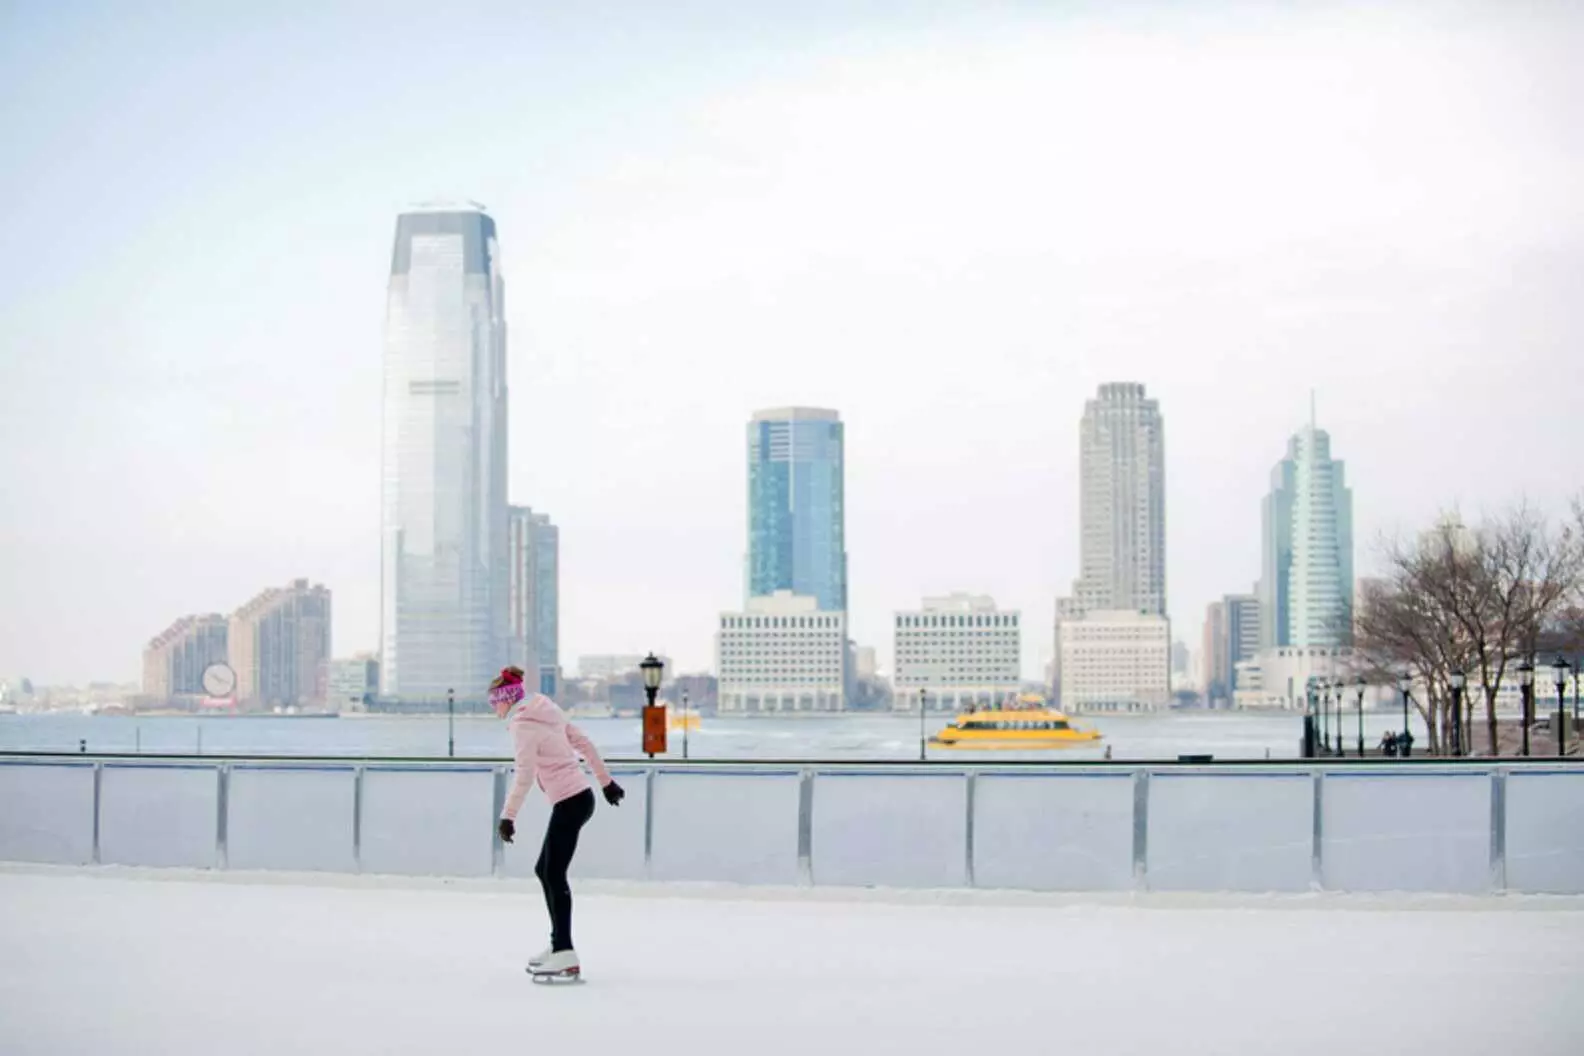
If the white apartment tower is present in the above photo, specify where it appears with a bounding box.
[1054,383,1170,707]
[1069,382,1167,617]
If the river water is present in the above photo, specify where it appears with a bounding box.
[0,709,1432,762]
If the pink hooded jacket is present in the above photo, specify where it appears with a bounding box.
[500,692,613,821]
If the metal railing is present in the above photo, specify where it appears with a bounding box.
[2,753,1582,894]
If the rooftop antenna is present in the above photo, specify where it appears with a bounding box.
[1310,388,1317,431]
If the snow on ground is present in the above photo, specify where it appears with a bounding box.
[2,870,1582,1056]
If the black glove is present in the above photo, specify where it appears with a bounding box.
[603,781,625,807]
[498,818,515,844]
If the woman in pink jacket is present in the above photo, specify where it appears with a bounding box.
[489,666,624,979]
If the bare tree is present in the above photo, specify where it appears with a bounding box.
[1356,506,1584,756]
[1355,565,1463,755]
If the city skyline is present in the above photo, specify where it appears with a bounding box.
[4,4,1582,686]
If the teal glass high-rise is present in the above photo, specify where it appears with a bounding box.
[747,408,847,612]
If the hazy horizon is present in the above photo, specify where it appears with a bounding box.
[3,1,1582,686]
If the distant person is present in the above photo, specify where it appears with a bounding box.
[490,666,624,982]
[1380,732,1398,758]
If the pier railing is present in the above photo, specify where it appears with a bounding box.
[2,753,1581,894]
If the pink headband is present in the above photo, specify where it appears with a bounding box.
[491,682,525,711]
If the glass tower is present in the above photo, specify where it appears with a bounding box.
[379,203,509,703]
[1259,423,1354,649]
[747,408,847,612]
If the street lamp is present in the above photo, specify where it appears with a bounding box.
[1319,679,1331,755]
[1333,678,1346,756]
[447,687,455,758]
[918,686,927,761]
[1355,676,1367,758]
[1553,657,1571,757]
[1397,671,1414,758]
[681,687,691,761]
[1449,669,1466,758]
[1303,678,1317,759]
[1518,659,1534,758]
[640,654,665,759]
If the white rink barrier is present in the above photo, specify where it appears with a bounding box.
[2,757,1582,894]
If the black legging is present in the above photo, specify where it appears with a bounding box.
[536,788,595,952]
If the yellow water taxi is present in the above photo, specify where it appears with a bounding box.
[929,704,1100,750]
[668,708,702,732]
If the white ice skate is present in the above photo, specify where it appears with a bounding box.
[528,949,582,984]
[527,944,553,969]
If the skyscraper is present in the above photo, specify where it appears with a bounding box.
[1068,383,1167,616]
[746,408,847,612]
[506,506,541,682]
[1054,383,1168,709]
[379,203,509,703]
[507,506,560,696]
[1259,420,1354,649]
[534,515,560,696]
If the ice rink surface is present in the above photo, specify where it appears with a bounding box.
[2,869,1582,1055]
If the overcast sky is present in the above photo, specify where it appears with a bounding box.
[2,1,1582,686]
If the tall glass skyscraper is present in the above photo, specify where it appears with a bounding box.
[1259,422,1354,649]
[747,408,847,612]
[379,204,509,703]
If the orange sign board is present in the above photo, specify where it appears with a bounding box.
[642,704,668,756]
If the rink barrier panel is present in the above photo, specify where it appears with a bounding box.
[2,755,1583,894]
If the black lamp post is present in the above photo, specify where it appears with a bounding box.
[1333,678,1346,756]
[918,686,927,761]
[681,687,691,761]
[1320,679,1331,755]
[1397,671,1414,757]
[1449,669,1465,758]
[1553,657,1571,757]
[1518,659,1533,758]
[1355,676,1367,758]
[447,687,455,758]
[640,654,665,759]
[1303,678,1317,759]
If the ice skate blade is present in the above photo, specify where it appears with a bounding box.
[527,968,583,985]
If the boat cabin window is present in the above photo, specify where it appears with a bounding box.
[957,718,1073,731]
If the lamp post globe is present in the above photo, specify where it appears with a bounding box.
[640,654,664,703]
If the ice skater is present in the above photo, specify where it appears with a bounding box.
[490,666,625,981]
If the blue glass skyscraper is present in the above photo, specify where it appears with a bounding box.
[1259,421,1354,649]
[747,408,847,612]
